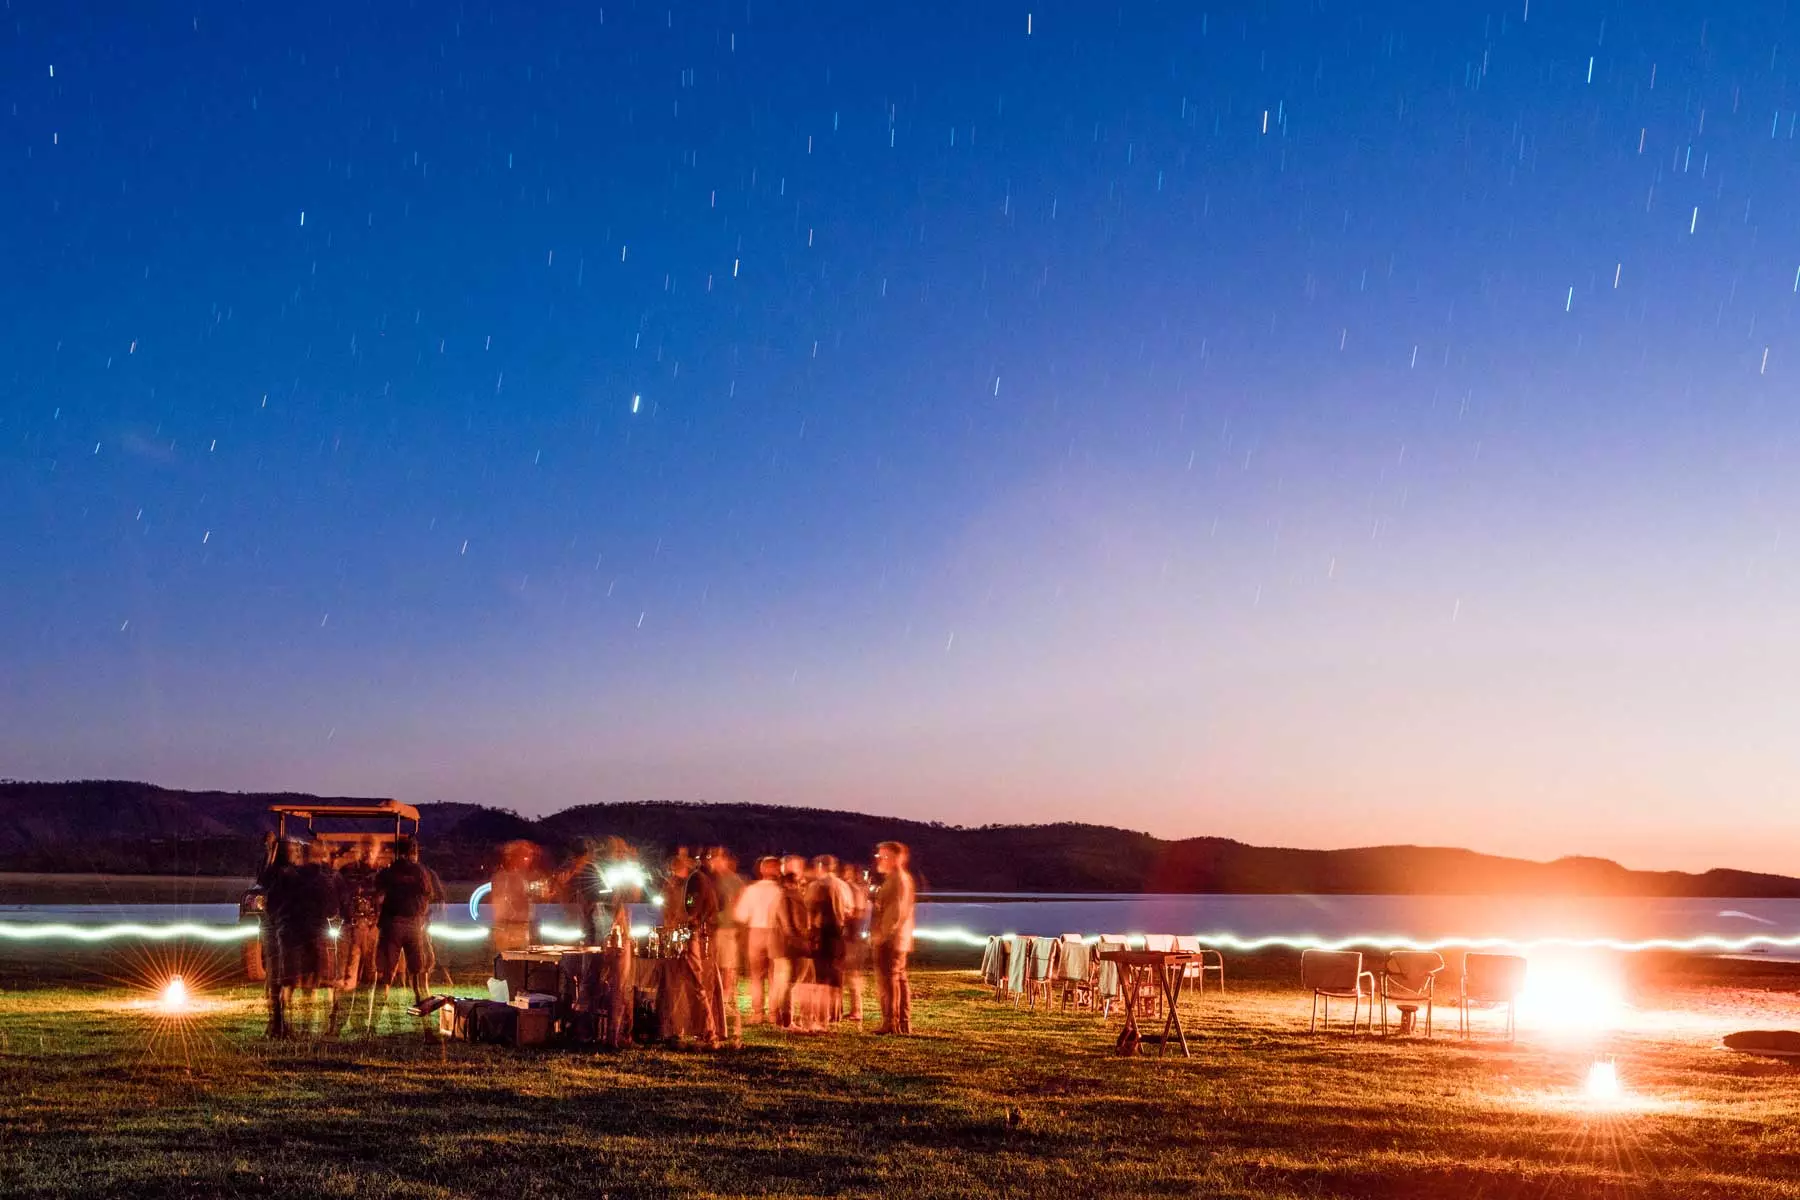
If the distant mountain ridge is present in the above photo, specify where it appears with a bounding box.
[2,779,1796,897]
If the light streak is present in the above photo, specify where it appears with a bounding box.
[468,882,492,921]
[7,920,1800,956]
[0,921,258,943]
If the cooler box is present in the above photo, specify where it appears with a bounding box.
[510,992,558,1012]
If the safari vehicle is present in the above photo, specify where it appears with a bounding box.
[238,800,421,980]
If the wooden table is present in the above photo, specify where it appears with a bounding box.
[1098,949,1202,1058]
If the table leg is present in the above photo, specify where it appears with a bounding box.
[1161,966,1190,1058]
[1118,969,1142,1055]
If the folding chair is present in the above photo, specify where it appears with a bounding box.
[1459,953,1526,1041]
[1302,949,1374,1033]
[1054,936,1097,1012]
[1173,935,1226,994]
[980,935,1007,999]
[1004,934,1031,1005]
[1094,939,1126,1017]
[1380,950,1443,1036]
[1024,937,1059,1010]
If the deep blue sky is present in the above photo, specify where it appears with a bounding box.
[5,2,1799,872]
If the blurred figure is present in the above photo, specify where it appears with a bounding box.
[375,836,440,1010]
[838,862,872,1022]
[684,846,727,1047]
[802,855,852,1030]
[871,841,917,1035]
[257,837,297,1037]
[661,846,697,924]
[336,837,382,991]
[559,842,605,945]
[595,836,642,1048]
[282,840,344,1035]
[770,855,813,1029]
[708,847,746,1041]
[734,856,783,1024]
[491,840,536,954]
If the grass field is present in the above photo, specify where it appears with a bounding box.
[5,956,1800,1199]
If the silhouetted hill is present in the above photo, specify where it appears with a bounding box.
[2,779,1796,897]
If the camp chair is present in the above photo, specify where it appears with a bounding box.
[1054,937,1097,1012]
[1380,950,1444,1036]
[1004,934,1031,1004]
[1459,953,1526,1041]
[1024,937,1059,1010]
[1302,949,1375,1033]
[1094,938,1126,1017]
[986,935,1015,1000]
[1173,935,1226,994]
[1142,933,1175,951]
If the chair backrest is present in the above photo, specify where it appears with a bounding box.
[1094,939,1125,998]
[980,935,1005,985]
[1061,932,1084,941]
[1463,953,1527,1001]
[1142,933,1175,952]
[1301,948,1364,993]
[1099,933,1135,948]
[1005,935,1031,992]
[1385,950,1445,993]
[1172,935,1201,953]
[1055,939,1093,981]
[1029,936,1057,981]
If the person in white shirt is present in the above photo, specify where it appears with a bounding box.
[732,856,783,1024]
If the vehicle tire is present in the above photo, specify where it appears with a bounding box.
[242,933,266,982]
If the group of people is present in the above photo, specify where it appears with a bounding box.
[651,840,918,1044]
[253,829,919,1046]
[255,834,446,1037]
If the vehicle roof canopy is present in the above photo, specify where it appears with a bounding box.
[268,800,420,822]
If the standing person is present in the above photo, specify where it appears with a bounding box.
[708,848,746,1042]
[770,855,813,1030]
[733,857,783,1025]
[285,841,345,1035]
[838,862,872,1023]
[595,837,643,1049]
[684,847,727,1048]
[870,841,917,1035]
[257,837,297,1038]
[375,837,437,1012]
[337,838,382,992]
[805,856,852,1030]
[490,840,535,955]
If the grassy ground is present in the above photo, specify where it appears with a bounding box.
[5,957,1800,1199]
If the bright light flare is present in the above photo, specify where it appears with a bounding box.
[1585,1059,1622,1104]
[1518,954,1626,1035]
[160,976,190,1014]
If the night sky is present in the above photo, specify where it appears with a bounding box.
[6,2,1799,873]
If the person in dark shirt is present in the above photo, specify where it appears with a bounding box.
[257,837,297,1038]
[376,837,441,1009]
[336,837,382,992]
[280,841,344,1035]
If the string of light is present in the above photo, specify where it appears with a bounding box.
[4,919,1799,954]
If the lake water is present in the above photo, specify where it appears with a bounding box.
[8,893,1800,950]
